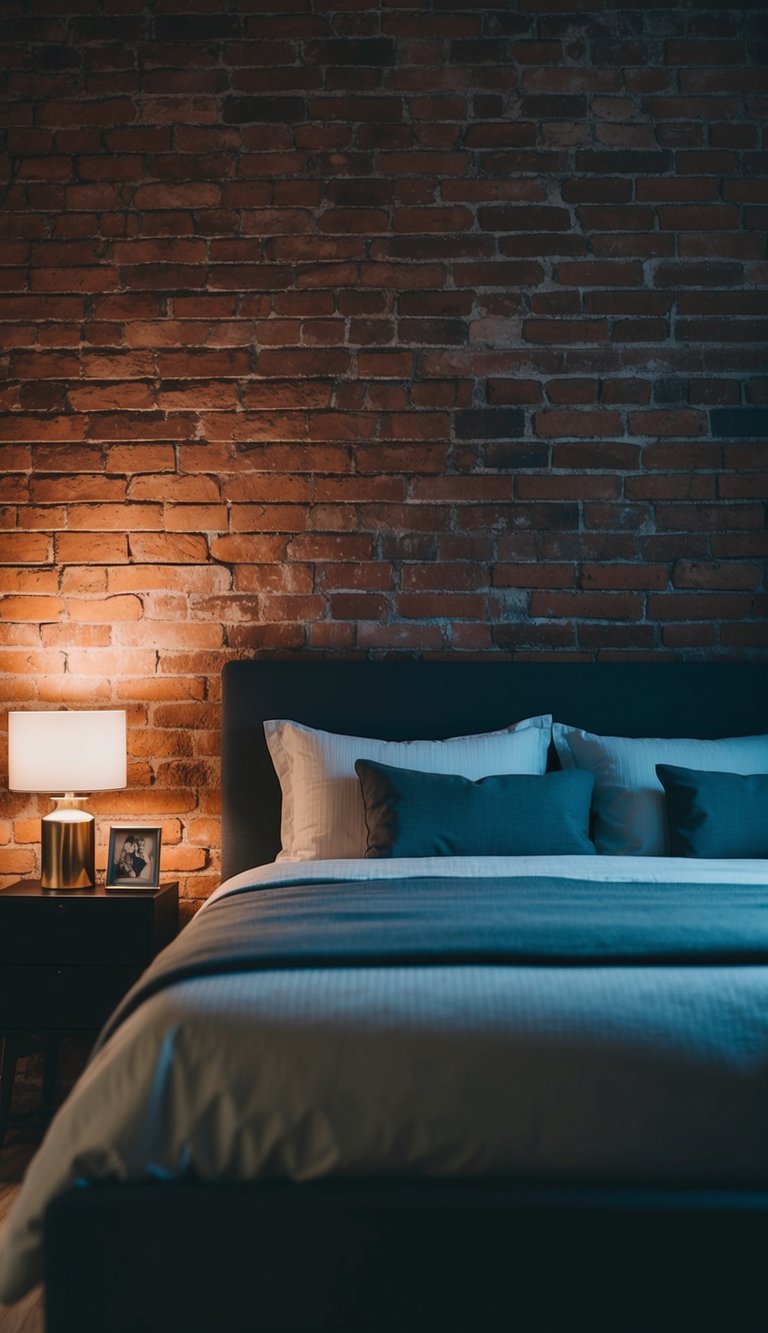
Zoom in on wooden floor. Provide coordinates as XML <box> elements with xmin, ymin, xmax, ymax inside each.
<box><xmin>0</xmin><ymin>1135</ymin><xmax>44</xmax><ymax>1333</ymax></box>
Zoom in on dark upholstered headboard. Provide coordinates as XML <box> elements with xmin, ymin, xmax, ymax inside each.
<box><xmin>221</xmin><ymin>660</ymin><xmax>767</xmax><ymax>881</ymax></box>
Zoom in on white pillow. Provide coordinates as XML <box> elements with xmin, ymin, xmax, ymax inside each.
<box><xmin>553</xmin><ymin>723</ymin><xmax>768</xmax><ymax>856</ymax></box>
<box><xmin>264</xmin><ymin>716</ymin><xmax>552</xmax><ymax>861</ymax></box>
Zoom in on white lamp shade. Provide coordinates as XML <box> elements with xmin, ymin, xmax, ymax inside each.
<box><xmin>8</xmin><ymin>710</ymin><xmax>127</xmax><ymax>793</ymax></box>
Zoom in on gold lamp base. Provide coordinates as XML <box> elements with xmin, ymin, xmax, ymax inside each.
<box><xmin>41</xmin><ymin>795</ymin><xmax>95</xmax><ymax>890</ymax></box>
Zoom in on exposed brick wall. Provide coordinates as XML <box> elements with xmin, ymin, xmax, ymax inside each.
<box><xmin>1</xmin><ymin>2</ymin><xmax>767</xmax><ymax>907</ymax></box>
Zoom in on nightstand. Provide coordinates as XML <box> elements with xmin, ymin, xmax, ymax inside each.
<box><xmin>0</xmin><ymin>880</ymin><xmax>179</xmax><ymax>1148</ymax></box>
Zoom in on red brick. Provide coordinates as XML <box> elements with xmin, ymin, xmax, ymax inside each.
<box><xmin>556</xmin><ymin>261</ymin><xmax>643</xmax><ymax>286</ymax></box>
<box><xmin>0</xmin><ymin>850</ymin><xmax>36</xmax><ymax>875</ymax></box>
<box><xmin>454</xmin><ymin>262</ymin><xmax>543</xmax><ymax>288</ymax></box>
<box><xmin>66</xmin><ymin>503</ymin><xmax>163</xmax><ymax>531</ymax></box>
<box><xmin>552</xmin><ymin>442</ymin><xmax>639</xmax><ymax>471</ymax></box>
<box><xmin>494</xmin><ymin>564</ymin><xmax>575</xmax><ymax>589</ymax></box>
<box><xmin>119</xmin><ymin>621</ymin><xmax>223</xmax><ymax>650</ymax></box>
<box><xmin>308</xmin><ymin>97</ymin><xmax>403</xmax><ymax>123</ymax></box>
<box><xmin>288</xmin><ymin>534</ymin><xmax>373</xmax><ymax>562</ymax></box>
<box><xmin>658</xmin><ymin>205</ymin><xmax>740</xmax><ymax>231</ymax></box>
<box><xmin>487</xmin><ymin>379</ymin><xmax>542</xmax><ymax>405</ymax></box>
<box><xmin>534</xmin><ymin>411</ymin><xmax>622</xmax><ymax>438</ymax></box>
<box><xmin>209</xmin><ymin>535</ymin><xmax>287</xmax><ymax>564</ymax></box>
<box><xmin>30</xmin><ymin>267</ymin><xmax>120</xmax><ymax>292</ymax></box>
<box><xmin>656</xmin><ymin>505</ymin><xmax>764</xmax><ymax>532</ymax></box>
<box><xmin>134</xmin><ymin>183</ymin><xmax>222</xmax><ymax>210</ymax></box>
<box><xmin>673</xmin><ymin>560</ymin><xmax>760</xmax><ymax>590</ymax></box>
<box><xmin>649</xmin><ymin>593</ymin><xmax>753</xmax><ymax>621</ymax></box>
<box><xmin>0</xmin><ymin>569</ymin><xmax>58</xmax><ymax>594</ymax></box>
<box><xmin>357</xmin><ymin>350</ymin><xmax>414</xmax><ymax>378</ymax></box>
<box><xmin>546</xmin><ymin>380</ymin><xmax>598</xmax><ymax>406</ymax></box>
<box><xmin>629</xmin><ymin>411</ymin><xmax>708</xmax><ymax>437</ymax></box>
<box><xmin>2</xmin><ymin>596</ymin><xmax>64</xmax><ymax>621</ymax></box>
<box><xmin>357</xmin><ymin>443</ymin><xmax>448</xmax><ymax>474</ymax></box>
<box><xmin>0</xmin><ymin>533</ymin><xmax>50</xmax><ymax>564</ymax></box>
<box><xmin>60</xmin><ymin>567</ymin><xmax>107</xmax><ymax>595</ymax></box>
<box><xmin>0</xmin><ymin>415</ymin><xmax>87</xmax><ymax>442</ymax></box>
<box><xmin>662</xmin><ymin>624</ymin><xmax>718</xmax><ymax>649</ymax></box>
<box><xmin>55</xmin><ymin>533</ymin><xmax>130</xmax><ymax>564</ymax></box>
<box><xmin>531</xmin><ymin>592</ymin><xmax>643</xmax><ymax>621</ymax></box>
<box><xmin>129</xmin><ymin>533</ymin><xmax>209</xmax><ymax>563</ymax></box>
<box><xmin>720</xmin><ymin>624</ymin><xmax>768</xmax><ymax>648</ymax></box>
<box><xmin>68</xmin><ymin>594</ymin><xmax>143</xmax><ymax>622</ymax></box>
<box><xmin>579</xmin><ymin>627</ymin><xmax>660</xmax><ymax>653</ymax></box>
<box><xmin>516</xmin><ymin>475</ymin><xmax>620</xmax><ymax>501</ymax></box>
<box><xmin>19</xmin><ymin>505</ymin><xmax>67</xmax><ymax>531</ymax></box>
<box><xmin>230</xmin><ymin>505</ymin><xmax>308</xmax><ymax>533</ymax></box>
<box><xmin>625</xmin><ymin>476</ymin><xmax>715</xmax><ymax>501</ymax></box>
<box><xmin>356</xmin><ymin>623</ymin><xmax>444</xmax><ymax>651</ymax></box>
<box><xmin>583</xmin><ymin>505</ymin><xmax>648</xmax><ymax>532</ymax></box>
<box><xmin>602</xmin><ymin>380</ymin><xmax>652</xmax><ymax>406</ymax></box>
<box><xmin>331</xmin><ymin>594</ymin><xmax>390</xmax><ymax>620</ymax></box>
<box><xmin>582</xmin><ymin>564</ymin><xmax>668</xmax><ymax>590</ymax></box>
<box><xmin>523</xmin><ymin>320</ymin><xmax>609</xmax><ymax>344</ymax></box>
<box><xmin>359</xmin><ymin>263</ymin><xmax>445</xmax><ymax>289</ymax></box>
<box><xmin>394</xmin><ymin>206</ymin><xmax>473</xmax><ymax>233</ymax></box>
<box><xmin>576</xmin><ymin>206</ymin><xmax>656</xmax><ymax>232</ymax></box>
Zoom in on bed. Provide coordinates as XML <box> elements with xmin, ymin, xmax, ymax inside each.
<box><xmin>2</xmin><ymin>659</ymin><xmax>768</xmax><ymax>1333</ymax></box>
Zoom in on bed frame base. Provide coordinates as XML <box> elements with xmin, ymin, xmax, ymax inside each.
<box><xmin>45</xmin><ymin>1179</ymin><xmax>768</xmax><ymax>1333</ymax></box>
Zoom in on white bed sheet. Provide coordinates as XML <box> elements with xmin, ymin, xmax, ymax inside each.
<box><xmin>2</xmin><ymin>854</ymin><xmax>768</xmax><ymax>1303</ymax></box>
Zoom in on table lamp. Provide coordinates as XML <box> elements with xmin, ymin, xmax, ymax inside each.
<box><xmin>8</xmin><ymin>710</ymin><xmax>127</xmax><ymax>890</ymax></box>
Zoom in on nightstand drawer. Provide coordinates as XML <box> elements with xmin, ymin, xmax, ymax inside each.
<box><xmin>0</xmin><ymin>965</ymin><xmax>141</xmax><ymax>1031</ymax></box>
<box><xmin>0</xmin><ymin>895</ymin><xmax>157</xmax><ymax>966</ymax></box>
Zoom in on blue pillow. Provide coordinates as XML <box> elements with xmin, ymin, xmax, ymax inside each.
<box><xmin>355</xmin><ymin>760</ymin><xmax>595</xmax><ymax>859</ymax></box>
<box><xmin>553</xmin><ymin>724</ymin><xmax>768</xmax><ymax>856</ymax></box>
<box><xmin>657</xmin><ymin>764</ymin><xmax>768</xmax><ymax>859</ymax></box>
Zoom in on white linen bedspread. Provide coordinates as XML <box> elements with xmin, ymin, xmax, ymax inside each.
<box><xmin>2</xmin><ymin>854</ymin><xmax>768</xmax><ymax>1302</ymax></box>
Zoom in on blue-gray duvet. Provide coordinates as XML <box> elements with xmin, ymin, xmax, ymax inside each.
<box><xmin>2</xmin><ymin>853</ymin><xmax>768</xmax><ymax>1304</ymax></box>
<box><xmin>98</xmin><ymin>873</ymin><xmax>768</xmax><ymax>1052</ymax></box>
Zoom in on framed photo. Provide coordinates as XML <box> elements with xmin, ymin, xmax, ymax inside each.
<box><xmin>106</xmin><ymin>825</ymin><xmax>162</xmax><ymax>889</ymax></box>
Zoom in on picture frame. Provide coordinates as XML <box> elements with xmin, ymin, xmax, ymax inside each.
<box><xmin>106</xmin><ymin>825</ymin><xmax>162</xmax><ymax>889</ymax></box>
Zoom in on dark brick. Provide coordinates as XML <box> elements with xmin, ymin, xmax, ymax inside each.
<box><xmin>154</xmin><ymin>15</ymin><xmax>242</xmax><ymax>39</ymax></box>
<box><xmin>455</xmin><ymin>409</ymin><xmax>525</xmax><ymax>439</ymax></box>
<box><xmin>479</xmin><ymin>206</ymin><xmax>570</xmax><ymax>232</ymax></box>
<box><xmin>654</xmin><ymin>379</ymin><xmax>688</xmax><ymax>405</ymax></box>
<box><xmin>575</xmin><ymin>150</ymin><xmax>672</xmax><ymax>174</ymax></box>
<box><xmin>520</xmin><ymin>96</ymin><xmax>587</xmax><ymax>118</ymax></box>
<box><xmin>306</xmin><ymin>40</ymin><xmax>396</xmax><ymax>66</ymax></box>
<box><xmin>450</xmin><ymin>40</ymin><xmax>506</xmax><ymax>64</ymax></box>
<box><xmin>654</xmin><ymin>261</ymin><xmax>744</xmax><ymax>287</ymax></box>
<box><xmin>484</xmin><ymin>443</ymin><xmax>549</xmax><ymax>469</ymax></box>
<box><xmin>710</xmin><ymin>408</ymin><xmax>768</xmax><ymax>437</ymax></box>
<box><xmin>223</xmin><ymin>97</ymin><xmax>306</xmax><ymax>124</ymax></box>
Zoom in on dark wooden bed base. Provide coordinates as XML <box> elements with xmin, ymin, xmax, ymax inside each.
<box><xmin>44</xmin><ymin>661</ymin><xmax>768</xmax><ymax>1333</ymax></box>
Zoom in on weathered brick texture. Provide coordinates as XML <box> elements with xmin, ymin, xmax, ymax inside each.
<box><xmin>0</xmin><ymin>2</ymin><xmax>766</xmax><ymax>906</ymax></box>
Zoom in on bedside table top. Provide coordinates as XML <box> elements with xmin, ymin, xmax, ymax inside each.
<box><xmin>1</xmin><ymin>880</ymin><xmax>178</xmax><ymax>901</ymax></box>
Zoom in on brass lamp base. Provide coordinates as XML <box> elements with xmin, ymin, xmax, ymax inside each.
<box><xmin>41</xmin><ymin>795</ymin><xmax>95</xmax><ymax>890</ymax></box>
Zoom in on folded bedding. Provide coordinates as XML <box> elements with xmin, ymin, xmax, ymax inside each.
<box><xmin>2</xmin><ymin>854</ymin><xmax>768</xmax><ymax>1304</ymax></box>
<box><xmin>98</xmin><ymin>871</ymin><xmax>768</xmax><ymax>1054</ymax></box>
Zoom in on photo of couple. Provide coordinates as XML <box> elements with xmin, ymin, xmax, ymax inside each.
<box><xmin>107</xmin><ymin>826</ymin><xmax>162</xmax><ymax>888</ymax></box>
